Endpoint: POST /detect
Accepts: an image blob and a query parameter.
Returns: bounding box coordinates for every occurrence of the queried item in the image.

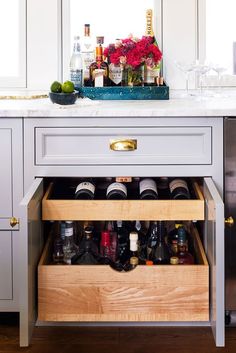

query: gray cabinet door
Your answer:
[0,121,23,301]
[204,178,224,347]
[18,178,44,347]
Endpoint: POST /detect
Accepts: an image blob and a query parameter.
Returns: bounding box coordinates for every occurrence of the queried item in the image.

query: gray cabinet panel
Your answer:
[0,129,12,216]
[0,231,12,299]
[204,177,224,347]
[19,178,44,347]
[35,126,212,166]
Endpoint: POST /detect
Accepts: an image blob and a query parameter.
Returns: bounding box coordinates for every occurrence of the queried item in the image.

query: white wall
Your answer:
[27,0,62,90]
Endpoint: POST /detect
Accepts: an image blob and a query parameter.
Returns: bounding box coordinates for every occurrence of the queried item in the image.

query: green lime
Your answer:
[62,80,75,93]
[50,81,62,93]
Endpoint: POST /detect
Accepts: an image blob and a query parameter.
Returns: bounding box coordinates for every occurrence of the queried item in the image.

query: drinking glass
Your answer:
[193,62,212,98]
[175,61,195,97]
[212,64,227,97]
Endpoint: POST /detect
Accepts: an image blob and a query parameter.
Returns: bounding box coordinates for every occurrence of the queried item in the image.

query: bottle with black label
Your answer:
[169,178,190,200]
[74,179,95,199]
[139,178,158,199]
[106,182,127,200]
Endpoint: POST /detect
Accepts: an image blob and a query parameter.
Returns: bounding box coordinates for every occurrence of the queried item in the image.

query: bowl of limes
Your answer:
[49,80,78,105]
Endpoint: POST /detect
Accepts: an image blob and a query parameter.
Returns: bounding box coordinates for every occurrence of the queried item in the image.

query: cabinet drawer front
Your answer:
[35,127,212,166]
[38,227,209,322]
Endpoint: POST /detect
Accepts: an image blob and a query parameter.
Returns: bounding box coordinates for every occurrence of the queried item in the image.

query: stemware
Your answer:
[193,62,212,98]
[175,61,195,97]
[212,64,227,97]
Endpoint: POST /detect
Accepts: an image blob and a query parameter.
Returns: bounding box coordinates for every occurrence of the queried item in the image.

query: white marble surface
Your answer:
[0,90,236,117]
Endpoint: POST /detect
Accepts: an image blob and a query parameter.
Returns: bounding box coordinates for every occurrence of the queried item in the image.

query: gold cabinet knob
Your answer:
[10,217,19,228]
[110,139,137,151]
[225,216,234,227]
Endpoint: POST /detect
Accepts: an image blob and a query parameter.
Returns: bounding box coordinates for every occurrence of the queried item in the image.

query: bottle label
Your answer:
[169,179,189,193]
[82,52,94,79]
[130,239,138,252]
[107,182,127,197]
[109,64,122,85]
[140,179,157,195]
[65,227,73,237]
[75,182,95,195]
[70,69,83,88]
[144,66,160,84]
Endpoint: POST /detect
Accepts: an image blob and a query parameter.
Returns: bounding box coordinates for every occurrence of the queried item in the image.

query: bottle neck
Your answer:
[84,25,90,37]
[95,46,103,62]
[73,42,81,54]
[146,9,154,36]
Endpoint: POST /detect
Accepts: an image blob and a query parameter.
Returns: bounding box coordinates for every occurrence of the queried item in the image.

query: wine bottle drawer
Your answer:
[42,181,205,221]
[38,226,209,322]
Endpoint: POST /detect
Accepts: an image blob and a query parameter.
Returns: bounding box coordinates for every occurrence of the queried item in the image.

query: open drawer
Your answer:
[42,180,205,221]
[38,225,209,322]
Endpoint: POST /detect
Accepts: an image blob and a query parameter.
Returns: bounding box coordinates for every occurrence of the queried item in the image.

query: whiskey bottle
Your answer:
[149,221,170,264]
[167,223,192,254]
[176,227,194,265]
[89,36,109,87]
[52,237,65,265]
[63,221,79,264]
[70,36,83,89]
[74,179,95,199]
[169,178,190,200]
[81,24,94,86]
[72,227,99,265]
[139,178,158,199]
[144,9,160,86]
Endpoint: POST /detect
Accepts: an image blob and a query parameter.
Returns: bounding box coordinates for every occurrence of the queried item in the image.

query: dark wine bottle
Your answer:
[106,182,127,200]
[176,227,194,265]
[149,221,170,264]
[139,178,158,199]
[75,179,95,199]
[169,178,190,200]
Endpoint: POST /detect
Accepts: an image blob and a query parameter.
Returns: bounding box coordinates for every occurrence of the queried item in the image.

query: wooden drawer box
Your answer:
[42,181,205,221]
[35,126,212,166]
[38,226,209,322]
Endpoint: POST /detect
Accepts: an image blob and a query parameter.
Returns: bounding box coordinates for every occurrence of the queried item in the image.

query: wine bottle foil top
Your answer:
[129,231,138,241]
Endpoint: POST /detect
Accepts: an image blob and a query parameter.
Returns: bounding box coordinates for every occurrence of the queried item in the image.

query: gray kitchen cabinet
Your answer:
[0,119,23,310]
[17,116,224,348]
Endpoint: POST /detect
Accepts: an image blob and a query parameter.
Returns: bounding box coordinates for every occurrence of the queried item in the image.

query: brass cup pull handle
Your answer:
[10,217,19,228]
[225,216,234,227]
[110,139,137,151]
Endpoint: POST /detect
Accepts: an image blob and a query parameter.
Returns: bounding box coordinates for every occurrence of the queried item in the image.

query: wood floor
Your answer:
[1,314,236,352]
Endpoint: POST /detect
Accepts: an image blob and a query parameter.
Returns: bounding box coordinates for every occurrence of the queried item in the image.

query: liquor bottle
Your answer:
[72,227,99,265]
[139,178,158,199]
[104,221,118,262]
[146,221,159,258]
[89,36,109,87]
[133,221,148,263]
[106,182,127,200]
[81,24,94,86]
[169,178,190,200]
[149,221,170,264]
[116,221,129,264]
[129,231,139,260]
[108,40,122,86]
[70,36,83,89]
[167,222,184,255]
[52,237,65,265]
[176,227,194,265]
[74,179,95,199]
[144,9,160,86]
[100,231,111,260]
[63,221,79,264]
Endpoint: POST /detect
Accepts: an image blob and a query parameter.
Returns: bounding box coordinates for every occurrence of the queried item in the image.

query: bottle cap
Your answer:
[146,260,153,266]
[130,257,138,265]
[170,256,179,265]
[84,226,93,237]
[96,36,104,45]
[129,231,138,241]
[175,223,183,229]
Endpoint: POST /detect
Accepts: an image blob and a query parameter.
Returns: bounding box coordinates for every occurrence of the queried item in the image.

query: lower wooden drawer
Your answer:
[38,227,209,322]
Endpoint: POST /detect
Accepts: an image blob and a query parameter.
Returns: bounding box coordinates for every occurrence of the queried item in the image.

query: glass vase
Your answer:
[121,65,144,86]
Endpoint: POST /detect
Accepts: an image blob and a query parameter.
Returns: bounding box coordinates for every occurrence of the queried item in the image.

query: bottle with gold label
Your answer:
[89,36,109,87]
[144,9,161,86]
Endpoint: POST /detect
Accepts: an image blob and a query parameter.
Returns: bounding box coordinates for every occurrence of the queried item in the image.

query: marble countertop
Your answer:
[0,90,235,117]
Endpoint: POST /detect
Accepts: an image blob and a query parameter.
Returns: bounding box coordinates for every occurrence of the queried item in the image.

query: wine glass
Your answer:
[175,61,195,97]
[212,64,227,97]
[193,62,212,98]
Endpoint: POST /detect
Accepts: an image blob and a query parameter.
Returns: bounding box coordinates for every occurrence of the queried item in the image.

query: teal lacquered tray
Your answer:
[78,84,169,100]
